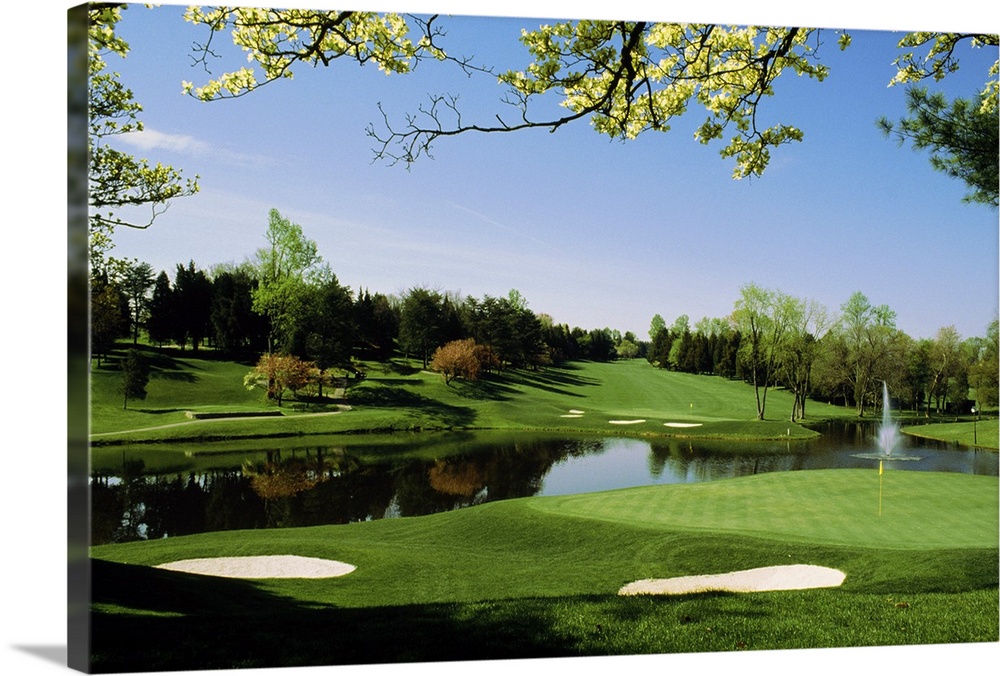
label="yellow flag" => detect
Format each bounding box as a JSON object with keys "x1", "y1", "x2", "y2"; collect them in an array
[{"x1": 879, "y1": 460, "x2": 883, "y2": 475}]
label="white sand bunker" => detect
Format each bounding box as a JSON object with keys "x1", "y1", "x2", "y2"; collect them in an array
[
  {"x1": 560, "y1": 414, "x2": 583, "y2": 418},
  {"x1": 156, "y1": 555, "x2": 356, "y2": 579},
  {"x1": 609, "y1": 419, "x2": 646, "y2": 425},
  {"x1": 664, "y1": 422, "x2": 703, "y2": 428},
  {"x1": 619, "y1": 564, "x2": 845, "y2": 595}
]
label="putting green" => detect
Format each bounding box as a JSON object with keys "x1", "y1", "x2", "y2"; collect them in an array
[{"x1": 529, "y1": 469, "x2": 999, "y2": 550}]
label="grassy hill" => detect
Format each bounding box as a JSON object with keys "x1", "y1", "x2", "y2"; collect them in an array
[
  {"x1": 89, "y1": 469, "x2": 998, "y2": 670},
  {"x1": 90, "y1": 344, "x2": 857, "y2": 444}
]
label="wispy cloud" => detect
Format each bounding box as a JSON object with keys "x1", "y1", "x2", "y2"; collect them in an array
[
  {"x1": 118, "y1": 128, "x2": 209, "y2": 154},
  {"x1": 117, "y1": 128, "x2": 270, "y2": 168},
  {"x1": 447, "y1": 201, "x2": 562, "y2": 254}
]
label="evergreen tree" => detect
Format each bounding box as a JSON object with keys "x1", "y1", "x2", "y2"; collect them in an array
[
  {"x1": 146, "y1": 271, "x2": 175, "y2": 348},
  {"x1": 211, "y1": 267, "x2": 267, "y2": 356},
  {"x1": 354, "y1": 290, "x2": 398, "y2": 360},
  {"x1": 399, "y1": 287, "x2": 447, "y2": 368},
  {"x1": 121, "y1": 260, "x2": 156, "y2": 344},
  {"x1": 121, "y1": 348, "x2": 150, "y2": 409},
  {"x1": 174, "y1": 261, "x2": 214, "y2": 350}
]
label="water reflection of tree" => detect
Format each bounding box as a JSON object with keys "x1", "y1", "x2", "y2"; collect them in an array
[
  {"x1": 90, "y1": 459, "x2": 147, "y2": 544},
  {"x1": 240, "y1": 447, "x2": 409, "y2": 527},
  {"x1": 391, "y1": 437, "x2": 572, "y2": 517},
  {"x1": 89, "y1": 435, "x2": 612, "y2": 540},
  {"x1": 646, "y1": 440, "x2": 805, "y2": 483},
  {"x1": 244, "y1": 447, "x2": 339, "y2": 527},
  {"x1": 90, "y1": 467, "x2": 268, "y2": 545}
]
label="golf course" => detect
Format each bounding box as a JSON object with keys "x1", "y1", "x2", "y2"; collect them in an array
[
  {"x1": 86, "y1": 346, "x2": 999, "y2": 671},
  {"x1": 91, "y1": 348, "x2": 883, "y2": 445}
]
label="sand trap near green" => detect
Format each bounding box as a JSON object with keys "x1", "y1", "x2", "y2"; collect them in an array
[
  {"x1": 619, "y1": 564, "x2": 846, "y2": 595},
  {"x1": 156, "y1": 555, "x2": 356, "y2": 579}
]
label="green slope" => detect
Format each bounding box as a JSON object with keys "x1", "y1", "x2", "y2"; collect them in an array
[{"x1": 90, "y1": 347, "x2": 855, "y2": 443}]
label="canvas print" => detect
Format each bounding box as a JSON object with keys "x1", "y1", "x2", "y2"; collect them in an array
[{"x1": 69, "y1": 1, "x2": 998, "y2": 673}]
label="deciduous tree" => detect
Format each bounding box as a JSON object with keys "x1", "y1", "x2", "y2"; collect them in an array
[
  {"x1": 91, "y1": 274, "x2": 130, "y2": 365},
  {"x1": 290, "y1": 273, "x2": 357, "y2": 386},
  {"x1": 244, "y1": 353, "x2": 316, "y2": 406},
  {"x1": 732, "y1": 284, "x2": 801, "y2": 420},
  {"x1": 968, "y1": 319, "x2": 999, "y2": 408},
  {"x1": 179, "y1": 8, "x2": 996, "y2": 190},
  {"x1": 431, "y1": 338, "x2": 493, "y2": 384},
  {"x1": 251, "y1": 208, "x2": 324, "y2": 353},
  {"x1": 926, "y1": 325, "x2": 964, "y2": 414},
  {"x1": 777, "y1": 299, "x2": 830, "y2": 421},
  {"x1": 86, "y1": 5, "x2": 198, "y2": 268},
  {"x1": 838, "y1": 291, "x2": 903, "y2": 416}
]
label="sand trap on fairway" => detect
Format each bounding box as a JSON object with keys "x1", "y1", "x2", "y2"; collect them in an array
[
  {"x1": 609, "y1": 419, "x2": 646, "y2": 425},
  {"x1": 156, "y1": 555, "x2": 356, "y2": 579},
  {"x1": 619, "y1": 564, "x2": 845, "y2": 595},
  {"x1": 664, "y1": 422, "x2": 703, "y2": 428},
  {"x1": 560, "y1": 414, "x2": 583, "y2": 418},
  {"x1": 569, "y1": 409, "x2": 585, "y2": 414}
]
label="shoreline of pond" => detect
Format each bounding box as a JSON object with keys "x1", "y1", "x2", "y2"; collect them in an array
[
  {"x1": 88, "y1": 416, "x2": 830, "y2": 447},
  {"x1": 89, "y1": 416, "x2": 998, "y2": 452},
  {"x1": 87, "y1": 423, "x2": 998, "y2": 544}
]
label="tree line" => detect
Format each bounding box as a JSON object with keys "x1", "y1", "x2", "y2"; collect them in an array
[
  {"x1": 91, "y1": 210, "x2": 997, "y2": 417},
  {"x1": 89, "y1": 209, "x2": 637, "y2": 390},
  {"x1": 646, "y1": 284, "x2": 999, "y2": 420}
]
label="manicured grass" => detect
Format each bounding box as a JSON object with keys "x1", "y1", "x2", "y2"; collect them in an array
[
  {"x1": 90, "y1": 345, "x2": 856, "y2": 444},
  {"x1": 531, "y1": 469, "x2": 999, "y2": 549},
  {"x1": 89, "y1": 347, "x2": 266, "y2": 434},
  {"x1": 903, "y1": 418, "x2": 999, "y2": 450},
  {"x1": 89, "y1": 469, "x2": 998, "y2": 671}
]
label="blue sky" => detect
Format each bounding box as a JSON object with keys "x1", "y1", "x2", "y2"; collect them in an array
[{"x1": 104, "y1": 1, "x2": 999, "y2": 341}]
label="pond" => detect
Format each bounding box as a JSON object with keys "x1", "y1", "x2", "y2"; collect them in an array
[{"x1": 90, "y1": 422, "x2": 997, "y2": 544}]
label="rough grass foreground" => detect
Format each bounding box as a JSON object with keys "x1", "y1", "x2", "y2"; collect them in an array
[{"x1": 89, "y1": 469, "x2": 999, "y2": 671}]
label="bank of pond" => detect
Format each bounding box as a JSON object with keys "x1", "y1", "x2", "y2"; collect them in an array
[{"x1": 90, "y1": 422, "x2": 997, "y2": 545}]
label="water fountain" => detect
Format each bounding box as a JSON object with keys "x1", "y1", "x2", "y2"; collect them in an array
[
  {"x1": 851, "y1": 382, "x2": 921, "y2": 462},
  {"x1": 876, "y1": 381, "x2": 901, "y2": 457}
]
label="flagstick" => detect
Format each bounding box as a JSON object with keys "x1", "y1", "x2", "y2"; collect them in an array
[{"x1": 878, "y1": 460, "x2": 883, "y2": 516}]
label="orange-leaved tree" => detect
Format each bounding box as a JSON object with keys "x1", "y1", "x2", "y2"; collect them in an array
[
  {"x1": 431, "y1": 338, "x2": 497, "y2": 385},
  {"x1": 244, "y1": 353, "x2": 316, "y2": 406}
]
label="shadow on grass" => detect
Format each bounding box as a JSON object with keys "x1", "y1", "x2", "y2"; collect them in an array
[
  {"x1": 507, "y1": 367, "x2": 600, "y2": 397},
  {"x1": 87, "y1": 553, "x2": 1000, "y2": 672},
  {"x1": 450, "y1": 364, "x2": 601, "y2": 402},
  {"x1": 350, "y1": 385, "x2": 477, "y2": 427},
  {"x1": 451, "y1": 376, "x2": 519, "y2": 401},
  {"x1": 149, "y1": 370, "x2": 198, "y2": 384},
  {"x1": 378, "y1": 360, "x2": 422, "y2": 376},
  {"x1": 89, "y1": 559, "x2": 594, "y2": 672},
  {"x1": 98, "y1": 344, "x2": 205, "y2": 382},
  {"x1": 365, "y1": 378, "x2": 424, "y2": 386}
]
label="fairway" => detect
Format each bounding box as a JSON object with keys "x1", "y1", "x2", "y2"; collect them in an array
[{"x1": 90, "y1": 352, "x2": 856, "y2": 442}]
